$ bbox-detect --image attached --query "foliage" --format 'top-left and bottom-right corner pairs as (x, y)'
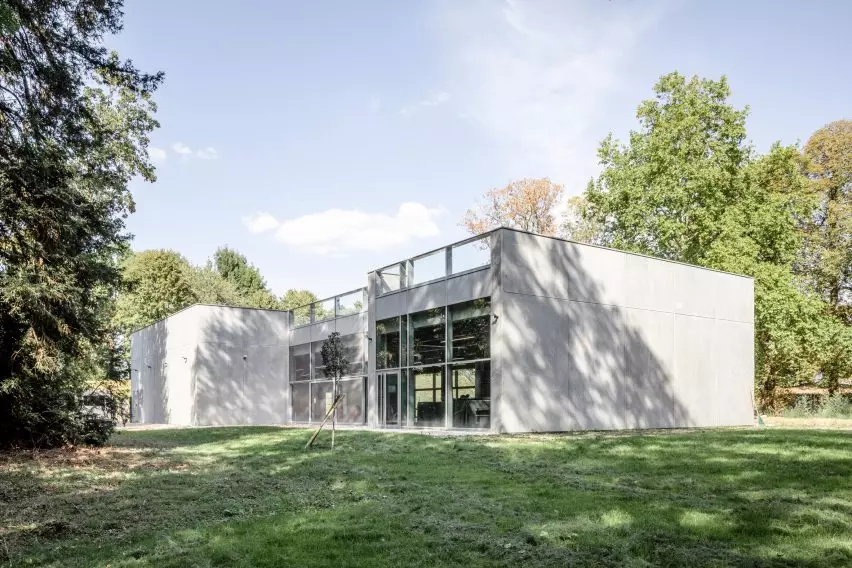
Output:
(213, 246), (278, 308)
(113, 250), (195, 334)
(800, 120), (852, 324)
(1, 427), (850, 566)
(582, 72), (849, 406)
(0, 0), (161, 448)
(320, 332), (349, 382)
(463, 177), (564, 236)
(780, 393), (852, 419)
(560, 195), (604, 244)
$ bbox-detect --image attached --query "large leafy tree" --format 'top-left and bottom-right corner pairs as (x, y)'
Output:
(0, 0), (162, 447)
(583, 72), (840, 406)
(212, 246), (277, 308)
(113, 251), (196, 334)
(801, 120), (852, 324)
(463, 178), (564, 236)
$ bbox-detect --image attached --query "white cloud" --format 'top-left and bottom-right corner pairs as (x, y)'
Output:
(149, 146), (167, 162)
(400, 91), (451, 115)
(171, 141), (219, 160)
(243, 202), (442, 255)
(196, 147), (218, 160)
(243, 212), (280, 234)
(438, 0), (668, 192)
(171, 141), (193, 156)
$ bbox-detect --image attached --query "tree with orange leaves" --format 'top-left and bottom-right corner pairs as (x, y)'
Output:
(462, 178), (564, 236)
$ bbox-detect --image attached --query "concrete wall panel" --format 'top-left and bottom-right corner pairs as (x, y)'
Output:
(673, 314), (717, 426)
(335, 313), (366, 336)
(620, 308), (678, 428)
(673, 263), (718, 319)
(244, 342), (288, 424)
(290, 325), (311, 346)
(715, 275), (754, 323)
(623, 255), (676, 313)
(446, 268), (491, 306)
(714, 320), (755, 425)
(407, 281), (447, 312)
(375, 290), (407, 320)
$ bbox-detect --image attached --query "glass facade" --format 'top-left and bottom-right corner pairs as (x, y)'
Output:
(411, 250), (445, 285)
(450, 298), (491, 361)
(376, 317), (400, 370)
(411, 308), (446, 366)
(375, 297), (491, 430)
(291, 382), (310, 422)
(451, 236), (490, 274)
(289, 344), (310, 381)
(289, 331), (367, 424)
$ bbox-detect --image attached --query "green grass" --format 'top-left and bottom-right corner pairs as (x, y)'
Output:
(1, 427), (850, 567)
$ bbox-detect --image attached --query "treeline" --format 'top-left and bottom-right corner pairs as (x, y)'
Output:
(464, 73), (851, 410)
(114, 246), (316, 334)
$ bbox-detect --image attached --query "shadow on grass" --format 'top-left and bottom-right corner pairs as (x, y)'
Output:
(1, 427), (850, 567)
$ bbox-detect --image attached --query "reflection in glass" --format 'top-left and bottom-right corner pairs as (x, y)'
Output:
(311, 341), (325, 379)
(310, 381), (334, 422)
(337, 290), (365, 317)
(378, 263), (404, 294)
(411, 366), (445, 427)
(450, 361), (490, 428)
(291, 306), (311, 327)
(338, 378), (365, 424)
(340, 333), (365, 375)
(289, 343), (310, 381)
(313, 299), (335, 322)
(411, 249), (446, 285)
(411, 308), (446, 365)
(291, 382), (310, 422)
(384, 372), (399, 425)
(450, 298), (491, 361)
(376, 317), (400, 369)
(451, 237), (490, 274)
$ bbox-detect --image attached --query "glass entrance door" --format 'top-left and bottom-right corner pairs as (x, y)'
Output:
(378, 372), (400, 427)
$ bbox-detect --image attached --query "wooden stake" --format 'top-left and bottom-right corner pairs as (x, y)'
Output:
(305, 393), (345, 450)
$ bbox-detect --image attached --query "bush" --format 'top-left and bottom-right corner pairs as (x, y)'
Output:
(780, 394), (852, 419)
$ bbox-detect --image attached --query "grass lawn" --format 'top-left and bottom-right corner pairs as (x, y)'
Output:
(1, 427), (850, 567)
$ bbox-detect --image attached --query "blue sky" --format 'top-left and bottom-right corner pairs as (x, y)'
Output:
(110, 0), (851, 299)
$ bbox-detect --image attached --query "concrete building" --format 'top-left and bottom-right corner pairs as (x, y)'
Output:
(130, 228), (755, 432)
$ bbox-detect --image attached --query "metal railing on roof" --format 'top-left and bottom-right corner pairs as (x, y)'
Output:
(290, 287), (367, 328)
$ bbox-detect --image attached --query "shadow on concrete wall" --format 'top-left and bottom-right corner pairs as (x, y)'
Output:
(499, 234), (691, 432)
(194, 308), (288, 426)
(136, 319), (170, 424)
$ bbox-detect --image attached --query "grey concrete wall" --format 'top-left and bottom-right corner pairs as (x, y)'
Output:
(130, 304), (290, 426)
(497, 229), (754, 433)
(194, 305), (290, 426)
(130, 307), (196, 425)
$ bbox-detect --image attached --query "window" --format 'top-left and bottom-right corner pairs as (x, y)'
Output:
(411, 249), (446, 285)
(450, 298), (491, 361)
(310, 381), (334, 422)
(411, 308), (446, 365)
(411, 366), (445, 427)
(338, 378), (366, 424)
(336, 290), (365, 317)
(311, 341), (326, 379)
(450, 361), (490, 428)
(291, 382), (310, 422)
(376, 317), (400, 369)
(340, 333), (365, 375)
(289, 343), (310, 381)
(451, 237), (490, 274)
(313, 299), (335, 322)
(291, 306), (311, 327)
(378, 263), (404, 294)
